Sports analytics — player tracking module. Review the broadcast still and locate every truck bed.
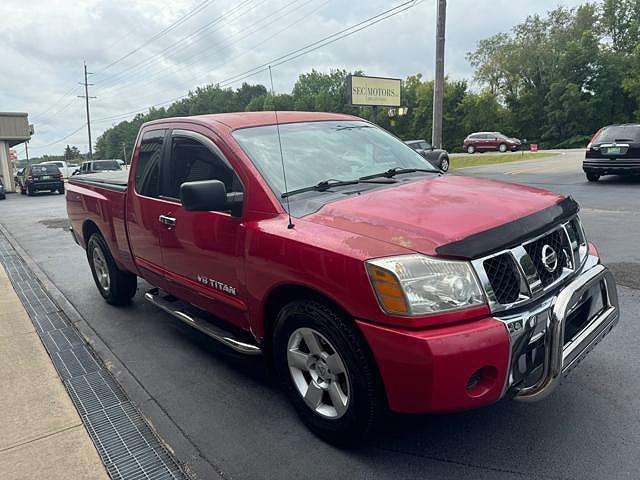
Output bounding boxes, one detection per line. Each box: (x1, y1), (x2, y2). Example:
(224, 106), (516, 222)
(69, 171), (129, 191)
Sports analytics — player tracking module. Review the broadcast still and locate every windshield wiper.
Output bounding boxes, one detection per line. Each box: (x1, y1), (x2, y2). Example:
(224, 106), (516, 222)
(281, 178), (395, 198)
(359, 167), (438, 181)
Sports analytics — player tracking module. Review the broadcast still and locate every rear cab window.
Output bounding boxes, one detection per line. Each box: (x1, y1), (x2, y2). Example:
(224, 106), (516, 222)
(135, 130), (166, 198)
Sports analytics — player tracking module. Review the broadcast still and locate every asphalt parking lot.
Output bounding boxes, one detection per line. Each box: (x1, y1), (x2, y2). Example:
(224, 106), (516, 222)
(1, 149), (638, 480)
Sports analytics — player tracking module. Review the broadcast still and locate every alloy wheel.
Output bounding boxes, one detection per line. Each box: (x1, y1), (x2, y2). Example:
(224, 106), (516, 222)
(287, 327), (350, 419)
(92, 246), (111, 293)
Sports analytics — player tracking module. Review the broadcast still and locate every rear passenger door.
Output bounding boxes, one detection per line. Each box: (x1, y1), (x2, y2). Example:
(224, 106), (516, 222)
(125, 129), (172, 289)
(157, 129), (249, 329)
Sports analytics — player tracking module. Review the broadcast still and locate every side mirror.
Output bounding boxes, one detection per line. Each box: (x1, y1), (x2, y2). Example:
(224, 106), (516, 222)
(180, 180), (243, 216)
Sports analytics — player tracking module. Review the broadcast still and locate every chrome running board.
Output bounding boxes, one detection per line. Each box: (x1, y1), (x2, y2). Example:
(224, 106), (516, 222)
(144, 288), (261, 355)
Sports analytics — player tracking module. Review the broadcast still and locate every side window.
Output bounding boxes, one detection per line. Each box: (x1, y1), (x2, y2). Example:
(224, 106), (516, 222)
(135, 130), (165, 198)
(164, 132), (242, 201)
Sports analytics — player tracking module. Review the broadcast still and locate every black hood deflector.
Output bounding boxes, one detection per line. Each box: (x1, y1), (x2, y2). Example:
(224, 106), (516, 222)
(435, 197), (580, 260)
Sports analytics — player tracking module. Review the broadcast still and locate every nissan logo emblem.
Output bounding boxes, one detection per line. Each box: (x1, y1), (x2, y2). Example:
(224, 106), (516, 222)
(541, 244), (559, 273)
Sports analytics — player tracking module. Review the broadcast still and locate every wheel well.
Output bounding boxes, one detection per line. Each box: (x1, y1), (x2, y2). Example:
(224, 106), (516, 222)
(262, 284), (349, 353)
(82, 220), (101, 245)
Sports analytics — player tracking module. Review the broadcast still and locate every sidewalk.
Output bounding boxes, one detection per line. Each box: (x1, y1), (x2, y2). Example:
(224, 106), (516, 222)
(0, 264), (108, 479)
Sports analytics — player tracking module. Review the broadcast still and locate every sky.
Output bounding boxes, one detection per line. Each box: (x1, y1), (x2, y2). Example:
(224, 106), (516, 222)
(0, 0), (585, 157)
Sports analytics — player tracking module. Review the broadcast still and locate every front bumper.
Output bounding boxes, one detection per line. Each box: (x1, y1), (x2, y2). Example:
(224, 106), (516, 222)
(507, 260), (619, 401)
(583, 158), (640, 175)
(357, 258), (619, 414)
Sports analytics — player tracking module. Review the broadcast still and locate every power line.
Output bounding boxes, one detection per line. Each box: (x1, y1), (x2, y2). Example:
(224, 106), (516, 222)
(97, 0), (311, 99)
(36, 0), (420, 152)
(93, 0), (418, 124)
(94, 0), (217, 75)
(28, 124), (88, 151)
(94, 0), (260, 89)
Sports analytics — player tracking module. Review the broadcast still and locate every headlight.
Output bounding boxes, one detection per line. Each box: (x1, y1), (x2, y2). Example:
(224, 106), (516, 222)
(366, 255), (486, 316)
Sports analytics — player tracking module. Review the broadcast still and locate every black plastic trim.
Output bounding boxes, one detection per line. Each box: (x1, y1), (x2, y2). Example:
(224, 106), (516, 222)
(435, 197), (580, 260)
(69, 177), (128, 192)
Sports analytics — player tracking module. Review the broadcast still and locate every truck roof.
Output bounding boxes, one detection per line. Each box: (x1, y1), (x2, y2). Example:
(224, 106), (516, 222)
(143, 111), (360, 131)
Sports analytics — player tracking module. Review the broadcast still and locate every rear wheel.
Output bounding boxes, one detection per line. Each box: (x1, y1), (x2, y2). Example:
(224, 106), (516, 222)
(586, 173), (600, 182)
(499, 143), (508, 153)
(87, 233), (137, 305)
(440, 156), (450, 172)
(26, 185), (34, 196)
(466, 145), (475, 154)
(273, 299), (384, 446)
(58, 186), (65, 194)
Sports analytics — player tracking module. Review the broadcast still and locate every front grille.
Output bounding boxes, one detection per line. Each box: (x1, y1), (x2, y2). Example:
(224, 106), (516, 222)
(524, 230), (570, 286)
(472, 215), (586, 312)
(483, 254), (521, 304)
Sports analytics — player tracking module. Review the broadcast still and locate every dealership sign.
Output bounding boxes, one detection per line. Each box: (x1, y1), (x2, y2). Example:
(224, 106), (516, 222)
(347, 75), (401, 107)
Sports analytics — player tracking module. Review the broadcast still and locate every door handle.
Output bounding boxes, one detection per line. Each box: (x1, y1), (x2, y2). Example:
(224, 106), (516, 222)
(159, 215), (176, 228)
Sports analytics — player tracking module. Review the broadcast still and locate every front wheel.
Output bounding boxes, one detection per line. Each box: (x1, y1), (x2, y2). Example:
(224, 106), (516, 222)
(439, 157), (450, 172)
(466, 145), (475, 154)
(273, 299), (384, 446)
(499, 143), (508, 153)
(586, 172), (600, 182)
(87, 233), (137, 305)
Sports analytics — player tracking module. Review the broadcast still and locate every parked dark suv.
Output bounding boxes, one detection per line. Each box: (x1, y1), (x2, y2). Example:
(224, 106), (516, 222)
(463, 132), (521, 154)
(18, 164), (64, 196)
(405, 140), (450, 171)
(584, 124), (640, 182)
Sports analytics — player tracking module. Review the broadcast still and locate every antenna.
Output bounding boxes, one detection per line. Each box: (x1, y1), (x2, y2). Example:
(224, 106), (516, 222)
(269, 65), (294, 229)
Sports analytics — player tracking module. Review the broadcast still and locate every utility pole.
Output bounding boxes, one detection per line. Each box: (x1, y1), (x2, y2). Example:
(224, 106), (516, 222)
(121, 142), (128, 165)
(78, 62), (96, 158)
(431, 0), (447, 149)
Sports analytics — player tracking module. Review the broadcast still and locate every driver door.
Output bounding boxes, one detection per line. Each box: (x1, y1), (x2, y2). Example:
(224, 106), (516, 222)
(158, 128), (249, 329)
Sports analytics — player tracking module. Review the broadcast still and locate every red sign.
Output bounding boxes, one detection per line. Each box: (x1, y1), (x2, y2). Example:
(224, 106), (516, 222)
(530, 144), (538, 152)
(9, 150), (18, 160)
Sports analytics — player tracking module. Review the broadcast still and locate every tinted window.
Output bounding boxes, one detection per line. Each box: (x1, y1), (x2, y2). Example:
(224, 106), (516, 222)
(418, 141), (431, 150)
(92, 160), (121, 171)
(595, 125), (640, 143)
(165, 133), (242, 200)
(135, 130), (165, 197)
(32, 165), (60, 174)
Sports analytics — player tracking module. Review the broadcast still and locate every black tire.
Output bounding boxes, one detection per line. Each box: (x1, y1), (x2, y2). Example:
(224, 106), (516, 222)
(273, 299), (384, 446)
(58, 187), (65, 194)
(87, 233), (137, 305)
(498, 143), (508, 153)
(586, 173), (600, 182)
(439, 156), (450, 172)
(466, 145), (475, 154)
(26, 185), (34, 196)
(20, 185), (25, 195)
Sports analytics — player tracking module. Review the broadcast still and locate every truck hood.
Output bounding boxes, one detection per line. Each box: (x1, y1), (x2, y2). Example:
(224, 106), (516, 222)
(304, 175), (564, 257)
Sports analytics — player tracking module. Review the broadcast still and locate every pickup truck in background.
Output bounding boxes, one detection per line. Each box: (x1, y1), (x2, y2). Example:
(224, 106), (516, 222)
(66, 112), (620, 445)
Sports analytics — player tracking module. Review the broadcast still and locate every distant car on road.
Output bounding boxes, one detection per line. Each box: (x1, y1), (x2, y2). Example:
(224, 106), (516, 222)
(463, 132), (521, 154)
(583, 124), (640, 182)
(39, 160), (77, 179)
(405, 140), (450, 171)
(18, 164), (64, 196)
(74, 160), (123, 175)
(0, 177), (6, 200)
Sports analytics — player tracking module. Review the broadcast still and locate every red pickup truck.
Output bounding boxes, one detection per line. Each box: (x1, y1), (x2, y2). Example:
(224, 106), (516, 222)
(66, 112), (619, 444)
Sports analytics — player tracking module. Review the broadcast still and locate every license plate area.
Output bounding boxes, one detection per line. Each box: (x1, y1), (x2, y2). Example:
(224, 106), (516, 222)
(564, 281), (606, 344)
(42, 175), (52, 180)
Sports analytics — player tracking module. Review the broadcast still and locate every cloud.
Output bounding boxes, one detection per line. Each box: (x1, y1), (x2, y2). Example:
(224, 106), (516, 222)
(0, 0), (585, 156)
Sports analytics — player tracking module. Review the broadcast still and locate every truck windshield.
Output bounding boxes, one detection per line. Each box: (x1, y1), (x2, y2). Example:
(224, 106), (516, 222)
(232, 120), (437, 197)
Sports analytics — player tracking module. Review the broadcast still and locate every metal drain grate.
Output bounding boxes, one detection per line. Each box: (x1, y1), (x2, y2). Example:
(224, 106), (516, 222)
(0, 234), (186, 480)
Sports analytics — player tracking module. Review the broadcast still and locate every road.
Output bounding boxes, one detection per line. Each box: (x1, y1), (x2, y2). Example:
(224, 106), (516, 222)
(0, 149), (638, 480)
